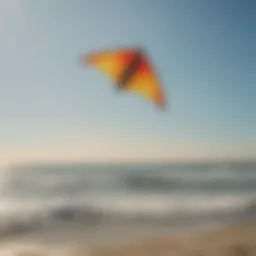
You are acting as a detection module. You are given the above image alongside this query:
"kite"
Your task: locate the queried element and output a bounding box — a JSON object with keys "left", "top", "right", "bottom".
{"left": 80, "top": 47, "right": 167, "bottom": 110}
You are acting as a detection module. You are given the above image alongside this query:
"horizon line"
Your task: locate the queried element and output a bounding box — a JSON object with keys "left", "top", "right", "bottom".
{"left": 5, "top": 157, "right": 256, "bottom": 169}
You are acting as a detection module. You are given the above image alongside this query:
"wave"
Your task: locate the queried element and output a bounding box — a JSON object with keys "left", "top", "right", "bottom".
{"left": 1, "top": 163, "right": 255, "bottom": 239}
{"left": 0, "top": 193, "right": 255, "bottom": 237}
{"left": 124, "top": 172, "right": 256, "bottom": 192}
{"left": 4, "top": 163, "right": 256, "bottom": 196}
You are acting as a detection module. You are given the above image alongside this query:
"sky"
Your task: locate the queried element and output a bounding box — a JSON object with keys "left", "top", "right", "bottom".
{"left": 0, "top": 0, "right": 255, "bottom": 165}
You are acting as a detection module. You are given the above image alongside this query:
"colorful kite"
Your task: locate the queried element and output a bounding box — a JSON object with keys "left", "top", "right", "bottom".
{"left": 81, "top": 47, "right": 167, "bottom": 110}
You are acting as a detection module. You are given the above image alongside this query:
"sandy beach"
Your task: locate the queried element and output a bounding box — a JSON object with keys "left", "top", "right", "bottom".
{"left": 75, "top": 222, "right": 256, "bottom": 256}
{"left": 0, "top": 222, "right": 255, "bottom": 256}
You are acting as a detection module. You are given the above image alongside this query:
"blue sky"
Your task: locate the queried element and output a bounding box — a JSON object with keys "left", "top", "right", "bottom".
{"left": 0, "top": 0, "right": 255, "bottom": 164}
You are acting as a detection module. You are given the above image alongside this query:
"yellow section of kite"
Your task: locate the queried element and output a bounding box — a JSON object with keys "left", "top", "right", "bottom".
{"left": 81, "top": 47, "right": 167, "bottom": 110}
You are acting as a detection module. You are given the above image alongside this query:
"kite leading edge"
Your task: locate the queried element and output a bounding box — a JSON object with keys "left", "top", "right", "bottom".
{"left": 80, "top": 47, "right": 167, "bottom": 110}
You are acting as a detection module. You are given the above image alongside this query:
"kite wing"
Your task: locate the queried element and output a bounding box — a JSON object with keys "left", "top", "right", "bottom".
{"left": 81, "top": 47, "right": 167, "bottom": 109}
{"left": 81, "top": 48, "right": 136, "bottom": 86}
{"left": 124, "top": 51, "right": 166, "bottom": 109}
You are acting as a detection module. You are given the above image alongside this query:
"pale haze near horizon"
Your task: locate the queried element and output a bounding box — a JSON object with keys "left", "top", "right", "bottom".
{"left": 0, "top": 0, "right": 255, "bottom": 167}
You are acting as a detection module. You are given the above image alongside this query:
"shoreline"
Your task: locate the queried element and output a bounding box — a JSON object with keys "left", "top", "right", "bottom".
{"left": 0, "top": 221, "right": 255, "bottom": 255}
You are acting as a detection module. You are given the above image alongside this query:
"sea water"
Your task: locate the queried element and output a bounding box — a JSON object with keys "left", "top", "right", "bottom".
{"left": 0, "top": 162, "right": 255, "bottom": 254}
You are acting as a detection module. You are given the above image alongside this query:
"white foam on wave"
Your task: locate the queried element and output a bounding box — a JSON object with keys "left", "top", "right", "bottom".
{"left": 82, "top": 193, "right": 255, "bottom": 217}
{"left": 0, "top": 192, "right": 254, "bottom": 224}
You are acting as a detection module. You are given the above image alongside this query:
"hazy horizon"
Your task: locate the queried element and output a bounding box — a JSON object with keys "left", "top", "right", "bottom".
{"left": 3, "top": 156, "right": 256, "bottom": 170}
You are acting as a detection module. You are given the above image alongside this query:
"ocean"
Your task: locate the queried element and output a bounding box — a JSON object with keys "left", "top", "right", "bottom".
{"left": 0, "top": 162, "right": 256, "bottom": 254}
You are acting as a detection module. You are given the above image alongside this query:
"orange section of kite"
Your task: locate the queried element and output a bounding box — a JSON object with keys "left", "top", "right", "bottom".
{"left": 81, "top": 47, "right": 167, "bottom": 110}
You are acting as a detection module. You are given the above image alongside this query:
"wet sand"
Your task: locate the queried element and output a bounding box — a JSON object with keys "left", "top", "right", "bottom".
{"left": 81, "top": 223, "right": 256, "bottom": 256}
{"left": 84, "top": 222, "right": 256, "bottom": 256}
{"left": 2, "top": 222, "right": 255, "bottom": 256}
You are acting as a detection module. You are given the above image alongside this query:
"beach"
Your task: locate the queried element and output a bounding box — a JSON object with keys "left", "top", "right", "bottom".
{"left": 80, "top": 222, "right": 256, "bottom": 256}
{"left": 0, "top": 222, "right": 255, "bottom": 255}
